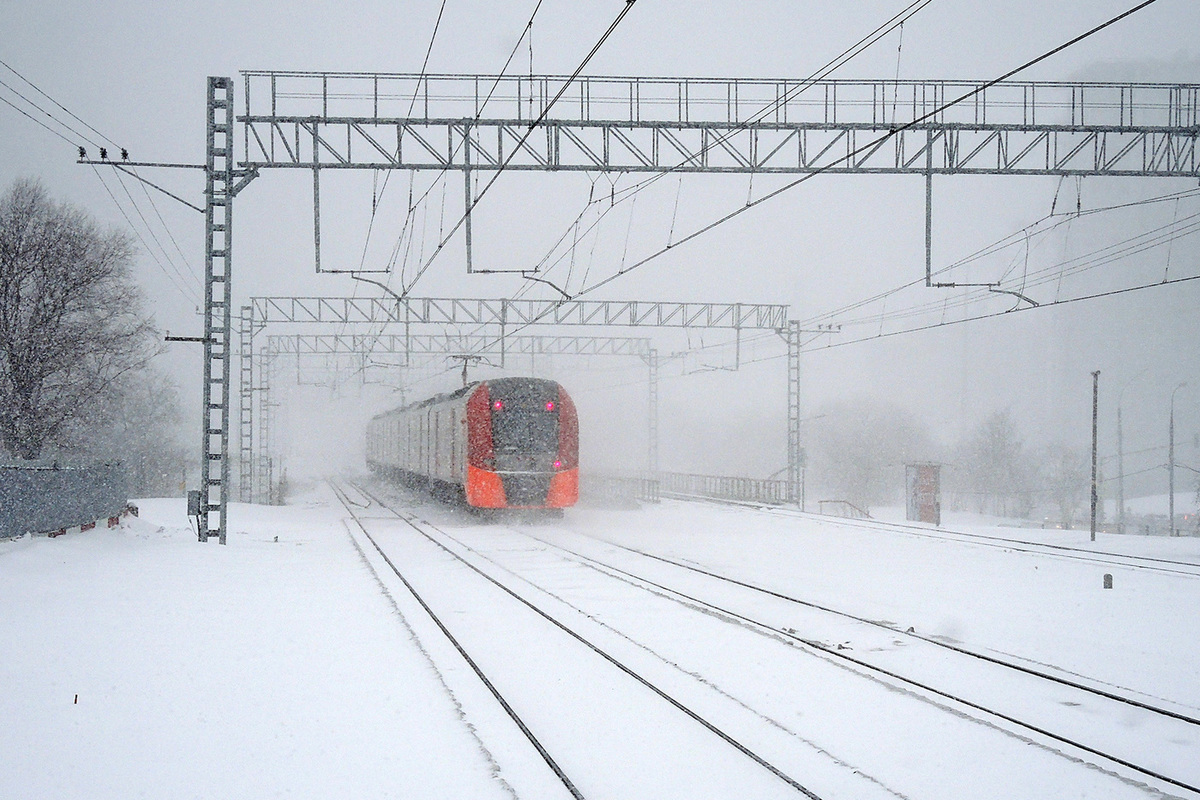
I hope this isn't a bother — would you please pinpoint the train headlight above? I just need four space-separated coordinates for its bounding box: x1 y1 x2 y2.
492 400 504 411
545 401 556 411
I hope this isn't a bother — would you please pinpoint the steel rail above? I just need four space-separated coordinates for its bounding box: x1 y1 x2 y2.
505 524 1200 796
545 524 1200 725
353 482 825 799
682 494 1200 578
813 513 1200 574
331 483 584 800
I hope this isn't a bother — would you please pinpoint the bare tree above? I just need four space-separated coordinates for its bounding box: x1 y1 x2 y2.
0 179 157 460
73 368 189 495
1039 442 1090 529
955 410 1037 518
809 396 934 511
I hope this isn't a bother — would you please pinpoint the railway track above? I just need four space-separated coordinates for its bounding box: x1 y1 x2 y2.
562 525 1200 724
349 480 1198 799
497 521 1200 797
459 505 1200 796
670 494 1200 578
332 481 836 800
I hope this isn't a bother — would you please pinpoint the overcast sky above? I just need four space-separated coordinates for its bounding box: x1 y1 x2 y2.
2 1 1198 489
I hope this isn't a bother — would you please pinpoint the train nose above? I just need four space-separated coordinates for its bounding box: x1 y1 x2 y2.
500 472 554 506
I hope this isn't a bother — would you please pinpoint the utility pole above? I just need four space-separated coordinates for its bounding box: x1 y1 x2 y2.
1117 406 1125 535
1091 370 1100 542
1170 382 1187 536
1115 369 1147 536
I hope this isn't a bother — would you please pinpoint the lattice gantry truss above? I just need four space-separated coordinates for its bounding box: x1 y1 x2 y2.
241 73 1200 176
237 297 791 504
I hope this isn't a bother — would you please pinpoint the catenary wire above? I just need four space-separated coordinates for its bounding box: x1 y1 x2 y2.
795 185 1200 328
90 166 202 306
375 0 550 287
823 208 1200 330
514 0 933 300
558 0 1164 304
401 0 640 297
356 0 450 272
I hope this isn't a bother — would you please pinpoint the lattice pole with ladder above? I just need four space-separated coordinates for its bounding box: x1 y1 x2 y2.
237 305 255 502
646 349 659 478
199 77 258 542
199 77 234 543
787 321 803 509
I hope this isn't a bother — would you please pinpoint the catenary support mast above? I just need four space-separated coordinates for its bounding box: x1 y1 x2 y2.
200 77 235 543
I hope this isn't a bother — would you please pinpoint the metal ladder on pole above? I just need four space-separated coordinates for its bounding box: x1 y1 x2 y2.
646 349 659 478
237 305 254 503
200 77 234 543
787 321 803 509
255 349 274 504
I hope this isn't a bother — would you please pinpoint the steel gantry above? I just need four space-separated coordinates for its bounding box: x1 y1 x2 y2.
248 296 787 329
236 297 786 503
241 73 1200 177
192 72 1200 540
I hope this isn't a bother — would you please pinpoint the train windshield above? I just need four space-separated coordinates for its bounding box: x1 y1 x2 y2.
489 378 560 469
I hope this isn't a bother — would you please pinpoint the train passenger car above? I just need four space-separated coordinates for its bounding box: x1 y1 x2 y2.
365 377 578 509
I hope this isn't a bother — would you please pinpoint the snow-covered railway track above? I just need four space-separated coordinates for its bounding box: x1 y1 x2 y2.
501 523 1200 797
566 527 1200 726
332 482 829 800
673 496 1200 578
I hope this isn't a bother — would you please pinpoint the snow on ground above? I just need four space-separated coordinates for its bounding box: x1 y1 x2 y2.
0 497 512 799
3 487 1199 798
570 500 1200 710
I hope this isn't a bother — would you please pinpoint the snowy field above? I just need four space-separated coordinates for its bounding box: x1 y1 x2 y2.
3 485 1199 799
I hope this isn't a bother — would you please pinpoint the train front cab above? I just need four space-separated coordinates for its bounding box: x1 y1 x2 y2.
464 378 578 508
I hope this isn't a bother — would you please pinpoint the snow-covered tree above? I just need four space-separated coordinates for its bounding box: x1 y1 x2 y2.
955 409 1037 518
808 396 934 511
0 178 157 461
1038 442 1090 529
72 369 189 495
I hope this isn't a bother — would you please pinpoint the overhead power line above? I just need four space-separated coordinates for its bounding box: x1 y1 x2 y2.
91 166 202 306
792 185 1200 330
804 272 1200 353
457 0 1167 359
357 0 451 273
512 0 932 302
804 202 1200 334
563 0 1164 302
0 57 122 149
371 0 550 289
0 91 77 147
401 0 640 297
0 59 203 306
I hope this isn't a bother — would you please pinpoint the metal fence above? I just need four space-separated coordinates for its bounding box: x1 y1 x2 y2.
817 499 872 519
658 472 791 505
0 463 130 538
580 474 660 506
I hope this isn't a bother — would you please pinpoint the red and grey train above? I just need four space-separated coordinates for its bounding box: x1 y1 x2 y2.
366 377 579 509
